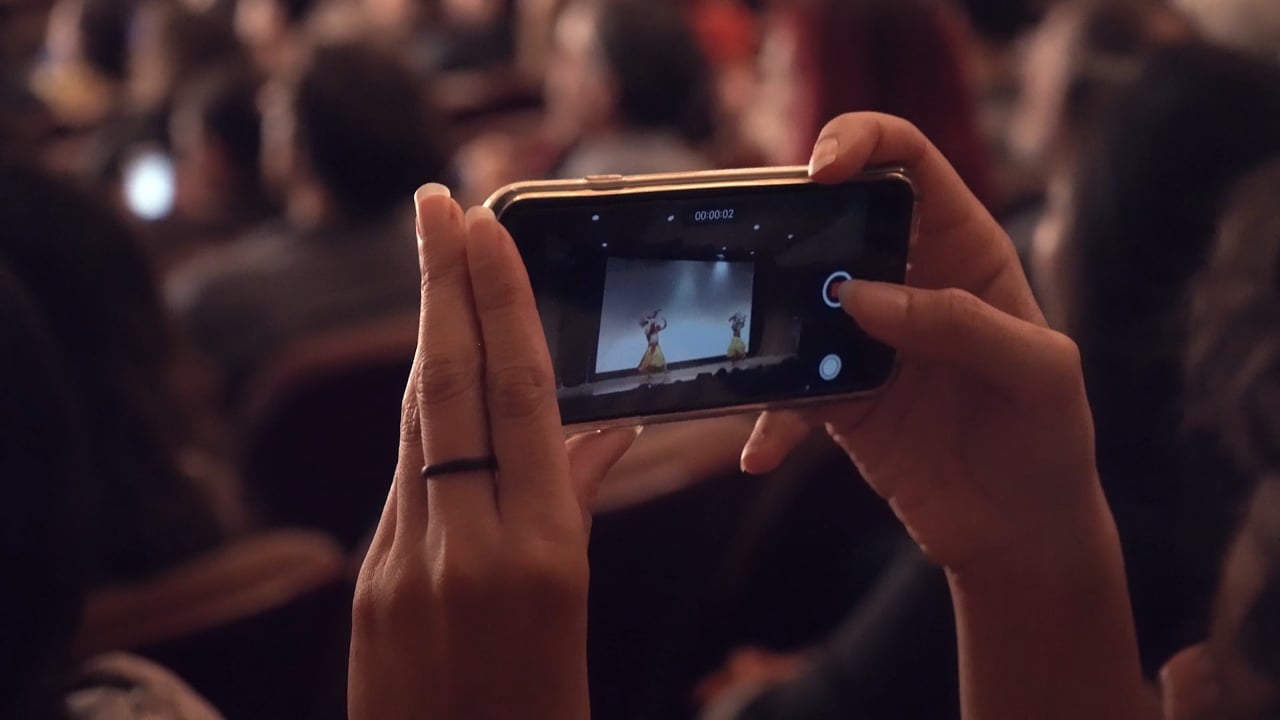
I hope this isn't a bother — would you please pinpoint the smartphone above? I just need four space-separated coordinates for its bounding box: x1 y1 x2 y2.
486 166 916 430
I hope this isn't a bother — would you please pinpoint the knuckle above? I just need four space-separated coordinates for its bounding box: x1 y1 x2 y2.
399 388 420 439
380 572 428 620
436 556 494 606
353 562 428 629
351 582 381 631
913 287 970 331
935 288 984 325
418 353 481 404
1045 330 1084 377
488 364 553 419
937 286 981 310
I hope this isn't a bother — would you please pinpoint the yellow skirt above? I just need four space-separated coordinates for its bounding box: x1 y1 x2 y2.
639 344 667 373
726 336 747 360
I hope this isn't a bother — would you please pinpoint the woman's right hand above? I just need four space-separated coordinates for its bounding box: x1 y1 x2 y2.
742 113 1152 720
742 113 1104 574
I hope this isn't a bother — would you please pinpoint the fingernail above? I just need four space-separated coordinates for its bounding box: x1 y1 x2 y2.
415 182 451 204
413 185 450 271
414 184 451 244
808 136 839 176
465 205 496 224
843 280 909 319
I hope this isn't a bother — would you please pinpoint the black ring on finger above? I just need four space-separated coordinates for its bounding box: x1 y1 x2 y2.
421 455 498 479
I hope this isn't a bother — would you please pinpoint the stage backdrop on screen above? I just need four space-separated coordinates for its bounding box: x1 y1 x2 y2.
595 258 755 374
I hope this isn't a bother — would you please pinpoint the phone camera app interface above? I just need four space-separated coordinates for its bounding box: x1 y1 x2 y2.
500 180 912 425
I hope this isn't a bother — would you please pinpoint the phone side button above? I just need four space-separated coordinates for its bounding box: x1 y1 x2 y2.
584 174 625 185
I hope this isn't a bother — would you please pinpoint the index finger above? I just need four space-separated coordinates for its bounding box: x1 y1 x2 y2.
463 207 581 538
807 112 1043 326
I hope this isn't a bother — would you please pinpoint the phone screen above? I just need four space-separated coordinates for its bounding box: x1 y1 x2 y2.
498 177 914 426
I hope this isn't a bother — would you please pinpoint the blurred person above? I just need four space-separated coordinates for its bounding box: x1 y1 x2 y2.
545 0 714 177
30 0 142 186
121 0 244 161
30 0 136 130
234 0 319 71
688 0 761 167
1186 160 1280 482
0 77 55 166
1159 159 1280 720
1013 0 1192 306
0 256 94 719
167 38 448 405
1052 43 1280 675
0 258 223 720
0 163 240 586
45 0 241 215
954 0 1045 43
418 0 518 73
949 0 1048 213
349 114 1157 720
150 60 274 270
1174 0 1280 60
696 538 956 720
741 0 995 208
1011 0 1192 172
127 0 242 119
455 0 715 203
341 0 516 74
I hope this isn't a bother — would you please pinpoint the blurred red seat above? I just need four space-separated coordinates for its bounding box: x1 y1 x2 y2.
78 529 352 720
239 314 419 548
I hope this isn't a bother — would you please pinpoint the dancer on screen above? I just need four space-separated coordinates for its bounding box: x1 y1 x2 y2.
638 310 668 374
727 312 747 361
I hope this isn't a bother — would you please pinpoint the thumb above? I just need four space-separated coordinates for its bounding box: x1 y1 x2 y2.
565 427 643 530
741 410 812 475
840 280 1069 386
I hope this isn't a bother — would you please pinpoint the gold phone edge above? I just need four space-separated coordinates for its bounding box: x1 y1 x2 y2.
482 165 916 433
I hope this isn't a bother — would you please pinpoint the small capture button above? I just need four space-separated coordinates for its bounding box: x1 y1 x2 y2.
822 271 852 308
819 354 843 381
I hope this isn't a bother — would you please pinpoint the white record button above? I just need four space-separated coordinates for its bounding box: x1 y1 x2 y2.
819 354 843 381
822 271 852 308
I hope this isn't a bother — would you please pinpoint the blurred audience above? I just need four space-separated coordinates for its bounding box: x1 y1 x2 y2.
1015 0 1193 304
1052 43 1280 674
151 59 273 270
167 38 446 406
0 255 93 720
0 163 240 586
741 0 994 207
235 0 319 71
38 0 242 214
416 0 518 73
127 0 243 121
548 0 714 177
0 250 222 720
29 0 135 131
1162 158 1280 720
12 0 1280 717
456 0 714 203
1174 0 1280 59
1187 159 1280 479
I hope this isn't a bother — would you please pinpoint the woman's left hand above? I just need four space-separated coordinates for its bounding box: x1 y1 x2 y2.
348 185 639 720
